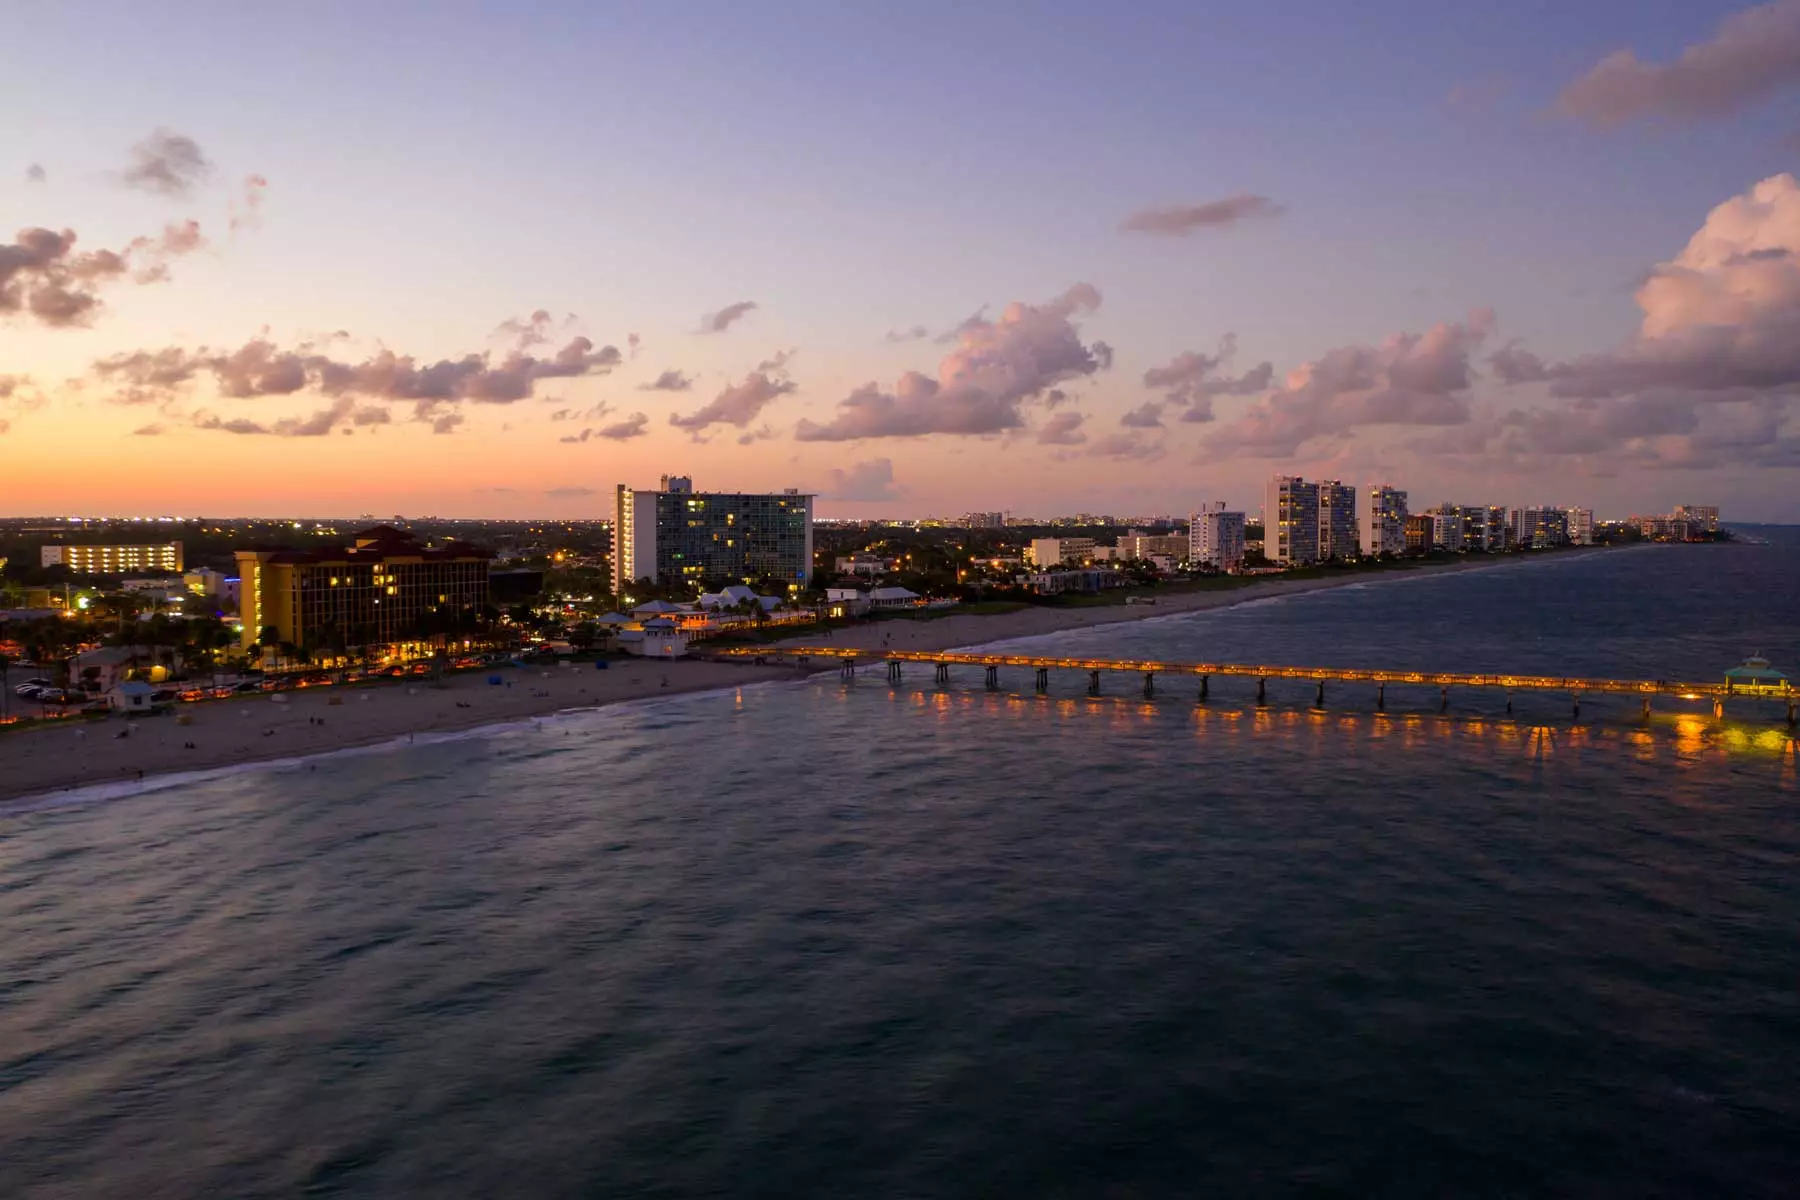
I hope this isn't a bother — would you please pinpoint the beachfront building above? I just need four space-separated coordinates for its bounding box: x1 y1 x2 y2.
1565 507 1595 546
1026 537 1096 568
1404 514 1435 554
1429 508 1465 553
1265 476 1321 566
1674 505 1719 535
1361 486 1408 557
234 526 491 656
1316 481 1358 561
612 474 814 595
1115 531 1188 561
1509 507 1570 549
1029 568 1121 595
1190 503 1246 571
40 541 184 574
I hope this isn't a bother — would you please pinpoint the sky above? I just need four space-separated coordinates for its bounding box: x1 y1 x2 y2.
6 0 1800 521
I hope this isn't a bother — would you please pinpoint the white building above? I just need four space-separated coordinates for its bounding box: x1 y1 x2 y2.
1026 537 1096 568
1361 486 1408 557
1316 480 1358 560
1264 476 1321 566
1565 507 1595 546
612 474 813 594
1190 502 1246 571
1674 504 1720 533
1430 509 1465 552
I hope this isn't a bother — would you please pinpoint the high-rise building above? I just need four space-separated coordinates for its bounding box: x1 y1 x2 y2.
41 541 184 574
963 511 1007 529
1316 480 1358 560
612 476 815 594
1429 508 1465 552
1510 507 1569 548
1485 506 1512 551
1404 515 1436 554
1190 503 1246 571
1361 486 1408 557
235 527 490 654
1565 507 1595 546
1673 505 1720 534
1265 476 1321 565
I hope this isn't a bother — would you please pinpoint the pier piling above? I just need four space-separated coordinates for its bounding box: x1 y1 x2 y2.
1315 680 1325 708
841 659 855 681
1256 678 1267 706
1440 686 1449 713
887 661 901 684
1089 670 1101 696
1376 683 1384 710
1573 694 1582 722
1714 698 1725 720
1035 667 1049 693
984 665 999 691
1641 696 1651 721
934 662 949 686
1198 675 1209 704
1143 673 1155 699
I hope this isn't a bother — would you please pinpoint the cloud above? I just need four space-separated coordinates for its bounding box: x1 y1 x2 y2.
795 283 1109 441
188 394 393 438
431 412 464 435
545 486 597 499
597 412 649 440
934 305 988 345
670 358 796 436
1513 175 1800 399
25 163 44 184
1558 2 1800 126
627 332 641 358
1198 309 1497 459
1120 195 1284 236
1119 401 1165 428
638 369 694 392
701 300 758 333
91 330 623 414
1142 335 1274 422
1037 410 1088 445
494 309 554 350
132 423 166 436
0 419 9 435
885 325 929 343
229 174 268 233
1 220 208 328
119 128 211 197
824 457 903 502
1087 431 1165 461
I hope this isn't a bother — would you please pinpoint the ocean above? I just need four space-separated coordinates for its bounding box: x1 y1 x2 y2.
3 534 1798 1197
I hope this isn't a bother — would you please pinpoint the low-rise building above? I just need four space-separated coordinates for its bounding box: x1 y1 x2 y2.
41 541 184 574
1027 537 1097 567
1028 568 1120 594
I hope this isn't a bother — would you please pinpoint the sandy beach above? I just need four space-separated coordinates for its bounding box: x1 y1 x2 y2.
0 549 1604 805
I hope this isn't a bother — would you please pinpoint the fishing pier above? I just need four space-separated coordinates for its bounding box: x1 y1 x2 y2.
722 647 1800 724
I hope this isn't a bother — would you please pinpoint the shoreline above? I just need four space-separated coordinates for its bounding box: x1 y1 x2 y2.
0 547 1616 806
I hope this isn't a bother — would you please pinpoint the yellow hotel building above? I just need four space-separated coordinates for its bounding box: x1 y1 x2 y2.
40 541 184 574
235 526 491 654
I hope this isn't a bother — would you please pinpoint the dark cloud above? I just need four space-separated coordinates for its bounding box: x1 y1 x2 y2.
188 394 393 438
494 309 554 350
92 330 623 412
431 412 464 435
638 369 694 392
1037 410 1088 445
545 486 597 499
131 423 166 436
795 283 1108 441
1120 195 1284 236
1198 309 1497 459
1 220 207 328
1086 431 1166 461
670 362 796 436
627 332 641 359
824 457 902 502
701 300 758 333
1142 335 1274 422
120 128 211 197
1119 401 1165 428
25 163 45 184
885 325 929 343
1558 2 1800 126
597 412 649 440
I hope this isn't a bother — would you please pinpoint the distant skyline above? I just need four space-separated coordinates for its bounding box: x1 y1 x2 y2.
6 1 1800 521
